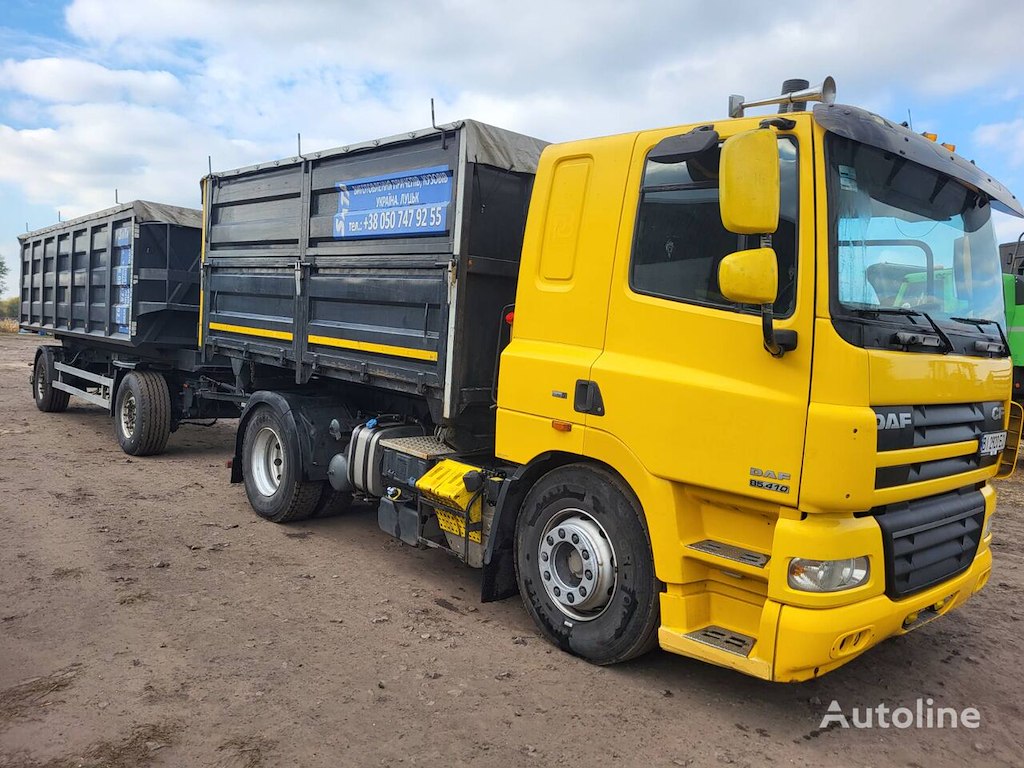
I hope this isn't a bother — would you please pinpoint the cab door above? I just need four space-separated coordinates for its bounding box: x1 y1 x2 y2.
587 121 815 503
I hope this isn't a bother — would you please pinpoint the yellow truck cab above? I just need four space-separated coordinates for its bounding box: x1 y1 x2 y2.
496 79 1023 680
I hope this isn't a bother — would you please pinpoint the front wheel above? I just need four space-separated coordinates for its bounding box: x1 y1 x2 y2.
241 406 322 523
515 464 661 665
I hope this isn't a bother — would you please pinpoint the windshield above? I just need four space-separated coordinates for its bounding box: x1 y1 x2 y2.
827 135 1005 335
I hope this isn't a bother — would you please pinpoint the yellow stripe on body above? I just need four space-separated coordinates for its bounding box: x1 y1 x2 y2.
208 321 294 341
308 334 438 362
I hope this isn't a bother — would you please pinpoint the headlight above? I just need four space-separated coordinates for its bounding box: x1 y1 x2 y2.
788 557 870 592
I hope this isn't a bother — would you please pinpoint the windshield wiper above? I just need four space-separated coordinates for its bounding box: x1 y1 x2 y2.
949 316 1010 355
848 307 954 352
913 311 954 353
848 306 921 317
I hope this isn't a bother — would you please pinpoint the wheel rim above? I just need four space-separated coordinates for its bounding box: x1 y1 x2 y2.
251 426 285 497
120 391 137 437
34 362 46 401
538 508 617 621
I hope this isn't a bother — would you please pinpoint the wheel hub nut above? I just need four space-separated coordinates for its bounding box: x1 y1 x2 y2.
537 512 616 620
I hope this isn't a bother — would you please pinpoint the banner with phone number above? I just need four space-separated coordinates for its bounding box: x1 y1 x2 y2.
334 165 451 239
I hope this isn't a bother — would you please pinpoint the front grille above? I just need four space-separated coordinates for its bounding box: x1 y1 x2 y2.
876 454 987 489
874 402 1003 489
872 487 985 599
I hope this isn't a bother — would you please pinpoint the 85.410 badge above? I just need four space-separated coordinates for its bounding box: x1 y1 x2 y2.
749 466 791 494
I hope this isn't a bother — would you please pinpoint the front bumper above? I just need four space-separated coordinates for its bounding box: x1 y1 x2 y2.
771 544 991 681
657 531 992 682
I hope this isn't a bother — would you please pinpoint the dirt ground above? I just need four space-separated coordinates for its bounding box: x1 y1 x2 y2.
1 332 1022 768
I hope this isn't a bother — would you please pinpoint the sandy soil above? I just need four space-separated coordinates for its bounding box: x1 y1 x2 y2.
0 331 1022 767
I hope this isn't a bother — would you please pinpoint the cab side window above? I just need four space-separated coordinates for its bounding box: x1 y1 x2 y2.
630 138 798 317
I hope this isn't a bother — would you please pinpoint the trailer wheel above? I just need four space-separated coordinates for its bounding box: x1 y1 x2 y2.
242 406 321 523
514 464 661 665
33 347 70 413
114 371 171 456
311 484 354 518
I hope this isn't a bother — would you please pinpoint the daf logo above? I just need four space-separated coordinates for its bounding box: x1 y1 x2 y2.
750 467 791 481
877 412 912 430
992 405 1005 421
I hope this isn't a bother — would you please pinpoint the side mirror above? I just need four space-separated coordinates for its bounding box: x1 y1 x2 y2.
719 129 780 235
718 247 778 305
718 246 797 357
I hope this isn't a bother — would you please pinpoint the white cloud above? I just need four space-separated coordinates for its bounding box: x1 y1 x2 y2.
0 58 182 105
994 212 1024 246
975 118 1024 167
0 102 279 219
10 2 1024 143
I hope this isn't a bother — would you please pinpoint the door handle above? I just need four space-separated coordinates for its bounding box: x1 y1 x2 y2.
574 380 605 416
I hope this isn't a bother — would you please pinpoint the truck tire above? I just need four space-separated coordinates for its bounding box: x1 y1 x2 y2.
514 464 661 665
114 371 171 456
33 347 70 413
241 405 321 523
311 484 354 518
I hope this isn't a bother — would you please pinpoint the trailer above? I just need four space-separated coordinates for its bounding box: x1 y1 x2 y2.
20 200 242 455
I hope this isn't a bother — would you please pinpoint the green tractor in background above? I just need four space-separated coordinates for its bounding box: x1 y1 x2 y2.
1002 234 1024 401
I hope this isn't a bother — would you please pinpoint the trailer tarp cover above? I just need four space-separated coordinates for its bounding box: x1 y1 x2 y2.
212 119 549 180
458 119 549 174
20 200 201 241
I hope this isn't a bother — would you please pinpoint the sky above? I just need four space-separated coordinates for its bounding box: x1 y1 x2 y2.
1 0 1023 298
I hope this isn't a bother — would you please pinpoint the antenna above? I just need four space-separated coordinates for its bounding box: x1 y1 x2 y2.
297 132 302 156
430 98 448 150
58 211 61 222
115 188 119 204
208 155 212 175
907 109 914 130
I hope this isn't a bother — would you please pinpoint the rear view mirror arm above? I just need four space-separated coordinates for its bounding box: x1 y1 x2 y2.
761 303 798 357
758 234 797 357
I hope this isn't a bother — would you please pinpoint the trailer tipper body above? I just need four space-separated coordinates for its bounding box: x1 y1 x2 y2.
26 80 1024 680
19 200 201 351
201 120 546 448
21 201 243 457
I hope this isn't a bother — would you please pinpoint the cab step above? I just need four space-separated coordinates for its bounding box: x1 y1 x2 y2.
684 625 756 657
687 539 769 568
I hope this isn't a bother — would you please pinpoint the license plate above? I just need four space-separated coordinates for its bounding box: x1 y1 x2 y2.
979 431 1007 457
